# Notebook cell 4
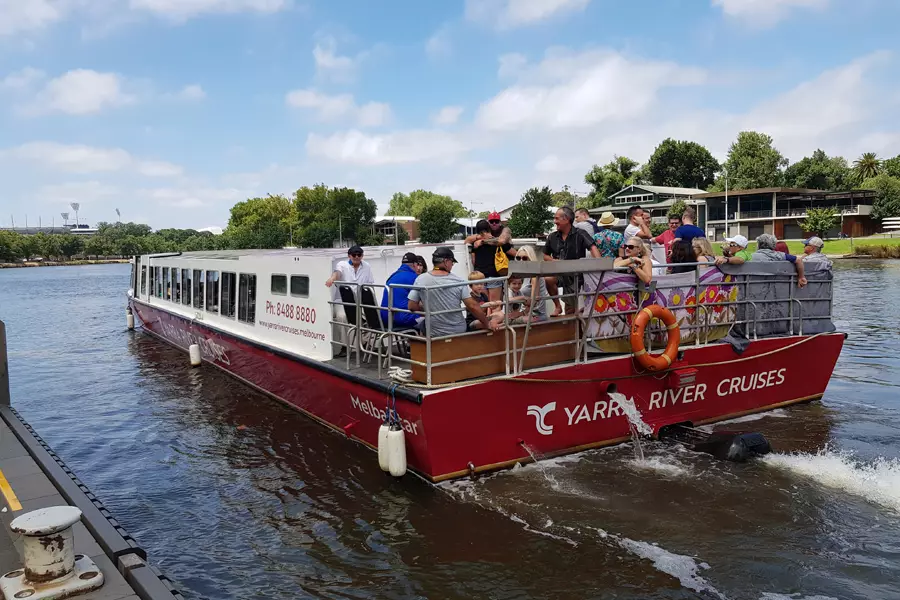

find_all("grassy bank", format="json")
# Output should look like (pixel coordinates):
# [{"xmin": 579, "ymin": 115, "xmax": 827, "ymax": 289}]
[
  {"xmin": 715, "ymin": 236, "xmax": 900, "ymax": 257},
  {"xmin": 0, "ymin": 259, "xmax": 130, "ymax": 269}
]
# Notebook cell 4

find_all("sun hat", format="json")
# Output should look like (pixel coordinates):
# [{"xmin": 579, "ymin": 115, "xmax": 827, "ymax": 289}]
[{"xmin": 598, "ymin": 211, "xmax": 620, "ymax": 227}]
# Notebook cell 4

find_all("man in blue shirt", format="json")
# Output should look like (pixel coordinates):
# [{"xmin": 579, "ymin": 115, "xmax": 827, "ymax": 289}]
[
  {"xmin": 673, "ymin": 206, "xmax": 705, "ymax": 243},
  {"xmin": 380, "ymin": 253, "xmax": 422, "ymax": 329}
]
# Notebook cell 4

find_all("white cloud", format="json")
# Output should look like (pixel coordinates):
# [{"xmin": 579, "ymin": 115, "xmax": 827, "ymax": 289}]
[
  {"xmin": 476, "ymin": 48, "xmax": 706, "ymax": 132},
  {"xmin": 497, "ymin": 53, "xmax": 528, "ymax": 79},
  {"xmin": 466, "ymin": 0, "xmax": 591, "ymax": 29},
  {"xmin": 285, "ymin": 89, "xmax": 391, "ymax": 127},
  {"xmin": 0, "ymin": 67, "xmax": 45, "ymax": 91},
  {"xmin": 306, "ymin": 129, "xmax": 474, "ymax": 166},
  {"xmin": 174, "ymin": 84, "xmax": 206, "ymax": 101},
  {"xmin": 140, "ymin": 185, "xmax": 245, "ymax": 208},
  {"xmin": 37, "ymin": 180, "xmax": 121, "ymax": 205},
  {"xmin": 535, "ymin": 155, "xmax": 564, "ymax": 172},
  {"xmin": 433, "ymin": 106, "xmax": 464, "ymax": 126},
  {"xmin": 0, "ymin": 0, "xmax": 64, "ymax": 36},
  {"xmin": 5, "ymin": 142, "xmax": 183, "ymax": 177},
  {"xmin": 425, "ymin": 26, "xmax": 452, "ymax": 59},
  {"xmin": 127, "ymin": 0, "xmax": 290, "ymax": 21},
  {"xmin": 712, "ymin": 0, "xmax": 828, "ymax": 27},
  {"xmin": 26, "ymin": 69, "xmax": 134, "ymax": 115},
  {"xmin": 312, "ymin": 36, "xmax": 372, "ymax": 83}
]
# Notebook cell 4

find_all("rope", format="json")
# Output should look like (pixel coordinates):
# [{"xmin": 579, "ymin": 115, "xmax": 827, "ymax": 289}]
[
  {"xmin": 388, "ymin": 366, "xmax": 413, "ymax": 384},
  {"xmin": 392, "ymin": 333, "xmax": 827, "ymax": 390}
]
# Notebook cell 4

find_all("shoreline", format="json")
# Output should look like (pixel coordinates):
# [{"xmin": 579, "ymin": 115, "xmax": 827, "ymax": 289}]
[{"xmin": 0, "ymin": 259, "xmax": 130, "ymax": 269}]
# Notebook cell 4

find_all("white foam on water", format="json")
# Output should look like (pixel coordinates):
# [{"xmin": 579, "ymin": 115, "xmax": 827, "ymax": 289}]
[
  {"xmin": 616, "ymin": 537, "xmax": 726, "ymax": 599},
  {"xmin": 763, "ymin": 448, "xmax": 900, "ymax": 513},
  {"xmin": 610, "ymin": 393, "xmax": 654, "ymax": 436},
  {"xmin": 628, "ymin": 456, "xmax": 691, "ymax": 477},
  {"xmin": 759, "ymin": 594, "xmax": 838, "ymax": 600}
]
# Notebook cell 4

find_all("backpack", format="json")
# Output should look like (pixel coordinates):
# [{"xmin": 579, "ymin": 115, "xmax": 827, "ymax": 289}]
[{"xmin": 495, "ymin": 246, "xmax": 509, "ymax": 276}]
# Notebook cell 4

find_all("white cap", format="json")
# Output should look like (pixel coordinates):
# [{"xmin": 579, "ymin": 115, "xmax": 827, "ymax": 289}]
[{"xmin": 724, "ymin": 234, "xmax": 749, "ymax": 248}]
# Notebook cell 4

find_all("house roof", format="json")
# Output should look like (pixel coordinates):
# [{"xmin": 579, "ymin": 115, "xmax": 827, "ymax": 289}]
[
  {"xmin": 588, "ymin": 197, "xmax": 705, "ymax": 215},
  {"xmin": 693, "ymin": 187, "xmax": 823, "ymax": 199},
  {"xmin": 374, "ymin": 215, "xmax": 417, "ymax": 224},
  {"xmin": 609, "ymin": 184, "xmax": 707, "ymax": 199}
]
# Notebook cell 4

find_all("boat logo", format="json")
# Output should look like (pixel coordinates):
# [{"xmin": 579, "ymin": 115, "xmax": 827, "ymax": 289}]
[{"xmin": 526, "ymin": 402, "xmax": 557, "ymax": 436}]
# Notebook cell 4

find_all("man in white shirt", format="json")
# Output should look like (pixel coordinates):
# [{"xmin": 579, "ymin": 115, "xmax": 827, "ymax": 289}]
[
  {"xmin": 623, "ymin": 206, "xmax": 652, "ymax": 240},
  {"xmin": 326, "ymin": 246, "xmax": 375, "ymax": 357}
]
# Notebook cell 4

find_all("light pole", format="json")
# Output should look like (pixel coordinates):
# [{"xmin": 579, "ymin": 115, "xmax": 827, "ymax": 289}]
[{"xmin": 722, "ymin": 167, "xmax": 729, "ymax": 241}]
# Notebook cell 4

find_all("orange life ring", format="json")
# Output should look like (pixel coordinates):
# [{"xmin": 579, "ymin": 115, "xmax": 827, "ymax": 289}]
[{"xmin": 630, "ymin": 305, "xmax": 680, "ymax": 371}]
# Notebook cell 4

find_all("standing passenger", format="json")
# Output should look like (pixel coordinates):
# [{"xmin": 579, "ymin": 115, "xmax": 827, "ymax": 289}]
[
  {"xmin": 470, "ymin": 219, "xmax": 517, "ymax": 305},
  {"xmin": 542, "ymin": 206, "xmax": 602, "ymax": 316},
  {"xmin": 325, "ymin": 246, "xmax": 375, "ymax": 358},
  {"xmin": 593, "ymin": 211, "xmax": 625, "ymax": 259}
]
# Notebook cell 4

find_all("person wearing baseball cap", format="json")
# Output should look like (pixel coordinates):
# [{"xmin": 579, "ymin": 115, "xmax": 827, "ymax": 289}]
[
  {"xmin": 407, "ymin": 247, "xmax": 499, "ymax": 336},
  {"xmin": 326, "ymin": 245, "xmax": 375, "ymax": 357},
  {"xmin": 801, "ymin": 236, "xmax": 832, "ymax": 269},
  {"xmin": 464, "ymin": 210, "xmax": 511, "ymax": 250},
  {"xmin": 380, "ymin": 252, "xmax": 423, "ymax": 329},
  {"xmin": 715, "ymin": 234, "xmax": 752, "ymax": 265}
]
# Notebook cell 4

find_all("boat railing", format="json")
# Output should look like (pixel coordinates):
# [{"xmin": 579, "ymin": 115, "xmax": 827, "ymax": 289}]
[{"xmin": 327, "ymin": 258, "xmax": 835, "ymax": 386}]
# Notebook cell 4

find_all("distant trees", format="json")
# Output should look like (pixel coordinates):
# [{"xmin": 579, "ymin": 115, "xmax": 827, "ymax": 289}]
[
  {"xmin": 714, "ymin": 131, "xmax": 788, "ymax": 191},
  {"xmin": 853, "ymin": 152, "xmax": 882, "ymax": 183},
  {"xmin": 508, "ymin": 186, "xmax": 554, "ymax": 237},
  {"xmin": 387, "ymin": 189, "xmax": 470, "ymax": 219},
  {"xmin": 783, "ymin": 149, "xmax": 851, "ymax": 190},
  {"xmin": 584, "ymin": 156, "xmax": 640, "ymax": 207},
  {"xmin": 418, "ymin": 201, "xmax": 458, "ymax": 244},
  {"xmin": 645, "ymin": 139, "xmax": 720, "ymax": 189},
  {"xmin": 862, "ymin": 174, "xmax": 900, "ymax": 220}
]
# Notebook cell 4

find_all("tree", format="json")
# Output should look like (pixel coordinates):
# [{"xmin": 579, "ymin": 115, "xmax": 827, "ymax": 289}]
[
  {"xmin": 667, "ymin": 199, "xmax": 688, "ymax": 220},
  {"xmin": 644, "ymin": 138, "xmax": 719, "ymax": 189},
  {"xmin": 386, "ymin": 192, "xmax": 414, "ymax": 216},
  {"xmin": 508, "ymin": 186, "xmax": 554, "ymax": 237},
  {"xmin": 388, "ymin": 189, "xmax": 469, "ymax": 219},
  {"xmin": 853, "ymin": 152, "xmax": 881, "ymax": 183},
  {"xmin": 57, "ymin": 235, "xmax": 83, "ymax": 259},
  {"xmin": 225, "ymin": 194, "xmax": 296, "ymax": 249},
  {"xmin": 881, "ymin": 155, "xmax": 900, "ymax": 178},
  {"xmin": 293, "ymin": 185, "xmax": 377, "ymax": 247},
  {"xmin": 418, "ymin": 199, "xmax": 458, "ymax": 243},
  {"xmin": 17, "ymin": 236, "xmax": 37, "ymax": 261},
  {"xmin": 551, "ymin": 185, "xmax": 583, "ymax": 209},
  {"xmin": 799, "ymin": 207, "xmax": 838, "ymax": 237},
  {"xmin": 714, "ymin": 131, "xmax": 788, "ymax": 190},
  {"xmin": 784, "ymin": 149, "xmax": 852, "ymax": 190},
  {"xmin": 0, "ymin": 231, "xmax": 20, "ymax": 262},
  {"xmin": 82, "ymin": 236, "xmax": 108, "ymax": 258},
  {"xmin": 863, "ymin": 174, "xmax": 900, "ymax": 220},
  {"xmin": 584, "ymin": 155, "xmax": 641, "ymax": 207}
]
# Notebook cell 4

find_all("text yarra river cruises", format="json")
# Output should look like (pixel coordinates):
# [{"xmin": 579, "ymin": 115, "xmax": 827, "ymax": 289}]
[{"xmin": 125, "ymin": 243, "xmax": 843, "ymax": 482}]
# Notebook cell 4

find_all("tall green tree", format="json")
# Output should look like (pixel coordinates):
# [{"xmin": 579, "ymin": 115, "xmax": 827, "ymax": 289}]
[
  {"xmin": 862, "ymin": 174, "xmax": 900, "ymax": 220},
  {"xmin": 57, "ymin": 235, "xmax": 83, "ymax": 260},
  {"xmin": 714, "ymin": 131, "xmax": 788, "ymax": 190},
  {"xmin": 418, "ymin": 199, "xmax": 458, "ymax": 243},
  {"xmin": 0, "ymin": 231, "xmax": 20, "ymax": 262},
  {"xmin": 883, "ymin": 155, "xmax": 900, "ymax": 178},
  {"xmin": 584, "ymin": 155, "xmax": 640, "ymax": 207},
  {"xmin": 644, "ymin": 138, "xmax": 719, "ymax": 189},
  {"xmin": 551, "ymin": 185, "xmax": 585, "ymax": 209},
  {"xmin": 784, "ymin": 149, "xmax": 851, "ymax": 190},
  {"xmin": 225, "ymin": 194, "xmax": 297, "ymax": 249},
  {"xmin": 387, "ymin": 189, "xmax": 470, "ymax": 219},
  {"xmin": 800, "ymin": 207, "xmax": 838, "ymax": 237},
  {"xmin": 293, "ymin": 185, "xmax": 377, "ymax": 247},
  {"xmin": 508, "ymin": 186, "xmax": 555, "ymax": 237},
  {"xmin": 853, "ymin": 152, "xmax": 882, "ymax": 183}
]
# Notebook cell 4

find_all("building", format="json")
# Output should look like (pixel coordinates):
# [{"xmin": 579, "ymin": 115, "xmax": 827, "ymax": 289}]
[
  {"xmin": 695, "ymin": 188, "xmax": 878, "ymax": 241},
  {"xmin": 374, "ymin": 216, "xmax": 419, "ymax": 244},
  {"xmin": 588, "ymin": 185, "xmax": 707, "ymax": 229},
  {"xmin": 0, "ymin": 224, "xmax": 98, "ymax": 236}
]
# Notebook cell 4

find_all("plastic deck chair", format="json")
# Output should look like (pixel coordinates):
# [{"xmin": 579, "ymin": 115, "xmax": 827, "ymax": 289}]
[{"xmin": 337, "ymin": 284, "xmax": 360, "ymax": 360}]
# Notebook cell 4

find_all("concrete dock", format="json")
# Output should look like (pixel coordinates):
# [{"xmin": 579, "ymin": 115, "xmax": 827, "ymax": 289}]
[{"xmin": 0, "ymin": 320, "xmax": 181, "ymax": 600}]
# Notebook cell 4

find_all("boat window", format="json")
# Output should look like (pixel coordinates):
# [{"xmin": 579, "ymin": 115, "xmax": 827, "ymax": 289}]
[
  {"xmin": 271, "ymin": 274, "xmax": 287, "ymax": 295},
  {"xmin": 140, "ymin": 266, "xmax": 147, "ymax": 296},
  {"xmin": 193, "ymin": 269, "xmax": 204, "ymax": 309},
  {"xmin": 206, "ymin": 271, "xmax": 220, "ymax": 314},
  {"xmin": 155, "ymin": 267, "xmax": 163, "ymax": 298},
  {"xmin": 182, "ymin": 269, "xmax": 192, "ymax": 306},
  {"xmin": 221, "ymin": 272, "xmax": 237, "ymax": 318},
  {"xmin": 172, "ymin": 268, "xmax": 180, "ymax": 303},
  {"xmin": 290, "ymin": 275, "xmax": 309, "ymax": 298},
  {"xmin": 149, "ymin": 266, "xmax": 155, "ymax": 298},
  {"xmin": 163, "ymin": 267, "xmax": 171, "ymax": 301},
  {"xmin": 134, "ymin": 256, "xmax": 141, "ymax": 295},
  {"xmin": 238, "ymin": 273, "xmax": 257, "ymax": 324}
]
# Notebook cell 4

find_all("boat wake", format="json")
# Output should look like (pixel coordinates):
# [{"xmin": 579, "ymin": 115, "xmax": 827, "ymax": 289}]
[{"xmin": 763, "ymin": 447, "xmax": 900, "ymax": 513}]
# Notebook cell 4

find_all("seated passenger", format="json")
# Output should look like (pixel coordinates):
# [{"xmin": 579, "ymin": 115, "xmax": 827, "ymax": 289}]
[
  {"xmin": 800, "ymin": 236, "xmax": 833, "ymax": 269},
  {"xmin": 775, "ymin": 241, "xmax": 790, "ymax": 254},
  {"xmin": 614, "ymin": 236, "xmax": 654, "ymax": 284},
  {"xmin": 716, "ymin": 235, "xmax": 753, "ymax": 266},
  {"xmin": 466, "ymin": 271, "xmax": 501, "ymax": 330},
  {"xmin": 380, "ymin": 252, "xmax": 422, "ymax": 330},
  {"xmin": 750, "ymin": 234, "xmax": 808, "ymax": 288},
  {"xmin": 692, "ymin": 237, "xmax": 716, "ymax": 268},
  {"xmin": 408, "ymin": 247, "xmax": 500, "ymax": 336},
  {"xmin": 489, "ymin": 276, "xmax": 536, "ymax": 326},
  {"xmin": 515, "ymin": 246, "xmax": 549, "ymax": 321},
  {"xmin": 667, "ymin": 240, "xmax": 696, "ymax": 274}
]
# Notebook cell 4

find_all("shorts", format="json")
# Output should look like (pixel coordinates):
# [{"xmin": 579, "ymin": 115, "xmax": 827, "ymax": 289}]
[{"xmin": 485, "ymin": 278, "xmax": 505, "ymax": 289}]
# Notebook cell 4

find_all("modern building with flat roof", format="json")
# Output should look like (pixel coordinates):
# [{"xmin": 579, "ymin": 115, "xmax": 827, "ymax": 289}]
[{"xmin": 695, "ymin": 187, "xmax": 878, "ymax": 240}]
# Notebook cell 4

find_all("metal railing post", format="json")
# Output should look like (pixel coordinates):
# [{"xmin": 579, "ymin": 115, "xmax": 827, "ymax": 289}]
[
  {"xmin": 425, "ymin": 287, "xmax": 432, "ymax": 386},
  {"xmin": 0, "ymin": 320, "xmax": 8, "ymax": 406}
]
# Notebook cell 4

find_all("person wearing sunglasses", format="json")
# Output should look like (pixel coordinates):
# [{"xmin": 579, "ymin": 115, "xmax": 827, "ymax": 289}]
[
  {"xmin": 614, "ymin": 236, "xmax": 653, "ymax": 284},
  {"xmin": 464, "ymin": 211, "xmax": 511, "ymax": 249},
  {"xmin": 325, "ymin": 245, "xmax": 374, "ymax": 288}
]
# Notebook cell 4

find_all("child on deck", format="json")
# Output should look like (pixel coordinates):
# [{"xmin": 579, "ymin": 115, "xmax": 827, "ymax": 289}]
[{"xmin": 466, "ymin": 271, "xmax": 502, "ymax": 330}]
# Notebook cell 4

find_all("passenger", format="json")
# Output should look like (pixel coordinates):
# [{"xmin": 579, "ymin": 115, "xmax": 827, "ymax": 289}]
[
  {"xmin": 503, "ymin": 276, "xmax": 531, "ymax": 324},
  {"xmin": 800, "ymin": 236, "xmax": 833, "ymax": 269},
  {"xmin": 325, "ymin": 245, "xmax": 374, "ymax": 288},
  {"xmin": 380, "ymin": 252, "xmax": 422, "ymax": 330},
  {"xmin": 515, "ymin": 246, "xmax": 549, "ymax": 321},
  {"xmin": 750, "ymin": 234, "xmax": 808, "ymax": 288},
  {"xmin": 463, "ymin": 211, "xmax": 511, "ymax": 249},
  {"xmin": 715, "ymin": 235, "xmax": 753, "ymax": 266},
  {"xmin": 692, "ymin": 237, "xmax": 716, "ymax": 268},
  {"xmin": 615, "ymin": 236, "xmax": 654, "ymax": 284},
  {"xmin": 654, "ymin": 214, "xmax": 682, "ymax": 258},
  {"xmin": 407, "ymin": 247, "xmax": 500, "ymax": 336},
  {"xmin": 469, "ymin": 219, "xmax": 517, "ymax": 305},
  {"xmin": 667, "ymin": 240, "xmax": 696, "ymax": 274},
  {"xmin": 574, "ymin": 208, "xmax": 600, "ymax": 235},
  {"xmin": 592, "ymin": 212, "xmax": 625, "ymax": 259},
  {"xmin": 624, "ymin": 206, "xmax": 652, "ymax": 240},
  {"xmin": 465, "ymin": 271, "xmax": 496, "ymax": 330},
  {"xmin": 673, "ymin": 207, "xmax": 705, "ymax": 244},
  {"xmin": 775, "ymin": 241, "xmax": 790, "ymax": 254},
  {"xmin": 414, "ymin": 255, "xmax": 427, "ymax": 275},
  {"xmin": 542, "ymin": 206, "xmax": 602, "ymax": 316}
]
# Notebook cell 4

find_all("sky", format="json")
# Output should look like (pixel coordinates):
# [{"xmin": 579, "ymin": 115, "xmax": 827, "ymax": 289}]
[{"xmin": 1, "ymin": 0, "xmax": 899, "ymax": 231}]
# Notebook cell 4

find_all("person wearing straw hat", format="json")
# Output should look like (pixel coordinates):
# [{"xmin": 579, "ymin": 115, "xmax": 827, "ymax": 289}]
[{"xmin": 592, "ymin": 211, "xmax": 626, "ymax": 259}]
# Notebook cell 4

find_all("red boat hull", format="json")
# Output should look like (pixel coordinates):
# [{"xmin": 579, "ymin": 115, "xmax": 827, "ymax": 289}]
[{"xmin": 131, "ymin": 299, "xmax": 845, "ymax": 482}]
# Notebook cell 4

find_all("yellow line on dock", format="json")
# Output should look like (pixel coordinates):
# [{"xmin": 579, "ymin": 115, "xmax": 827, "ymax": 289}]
[{"xmin": 0, "ymin": 468, "xmax": 22, "ymax": 512}]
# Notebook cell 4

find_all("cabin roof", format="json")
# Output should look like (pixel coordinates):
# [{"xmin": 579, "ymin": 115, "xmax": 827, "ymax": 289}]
[{"xmin": 148, "ymin": 242, "xmax": 466, "ymax": 261}]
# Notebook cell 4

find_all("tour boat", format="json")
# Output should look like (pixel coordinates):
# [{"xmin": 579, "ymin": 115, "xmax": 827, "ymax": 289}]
[{"xmin": 126, "ymin": 244, "xmax": 843, "ymax": 482}]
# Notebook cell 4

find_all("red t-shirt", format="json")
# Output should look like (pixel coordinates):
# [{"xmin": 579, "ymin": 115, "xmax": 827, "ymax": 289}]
[{"xmin": 655, "ymin": 229, "xmax": 677, "ymax": 256}]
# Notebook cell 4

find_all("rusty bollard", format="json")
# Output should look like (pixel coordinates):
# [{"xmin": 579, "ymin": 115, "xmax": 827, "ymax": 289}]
[{"xmin": 1, "ymin": 506, "xmax": 104, "ymax": 599}]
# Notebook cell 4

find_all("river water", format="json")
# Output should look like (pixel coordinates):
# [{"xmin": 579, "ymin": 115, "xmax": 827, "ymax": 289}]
[{"xmin": 1, "ymin": 262, "xmax": 899, "ymax": 600}]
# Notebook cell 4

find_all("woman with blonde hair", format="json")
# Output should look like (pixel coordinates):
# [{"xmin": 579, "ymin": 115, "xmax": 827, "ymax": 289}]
[
  {"xmin": 614, "ymin": 236, "xmax": 653, "ymax": 284},
  {"xmin": 692, "ymin": 237, "xmax": 716, "ymax": 269},
  {"xmin": 512, "ymin": 245, "xmax": 549, "ymax": 320}
]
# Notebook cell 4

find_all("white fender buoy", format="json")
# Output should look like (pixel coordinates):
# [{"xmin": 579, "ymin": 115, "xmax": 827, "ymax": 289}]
[
  {"xmin": 377, "ymin": 422, "xmax": 391, "ymax": 472},
  {"xmin": 126, "ymin": 310, "xmax": 135, "ymax": 330},
  {"xmin": 189, "ymin": 344, "xmax": 201, "ymax": 367},
  {"xmin": 387, "ymin": 424, "xmax": 407, "ymax": 477}
]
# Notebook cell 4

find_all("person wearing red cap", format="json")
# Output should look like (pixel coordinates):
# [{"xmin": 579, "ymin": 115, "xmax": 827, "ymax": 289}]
[{"xmin": 464, "ymin": 210, "xmax": 511, "ymax": 249}]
